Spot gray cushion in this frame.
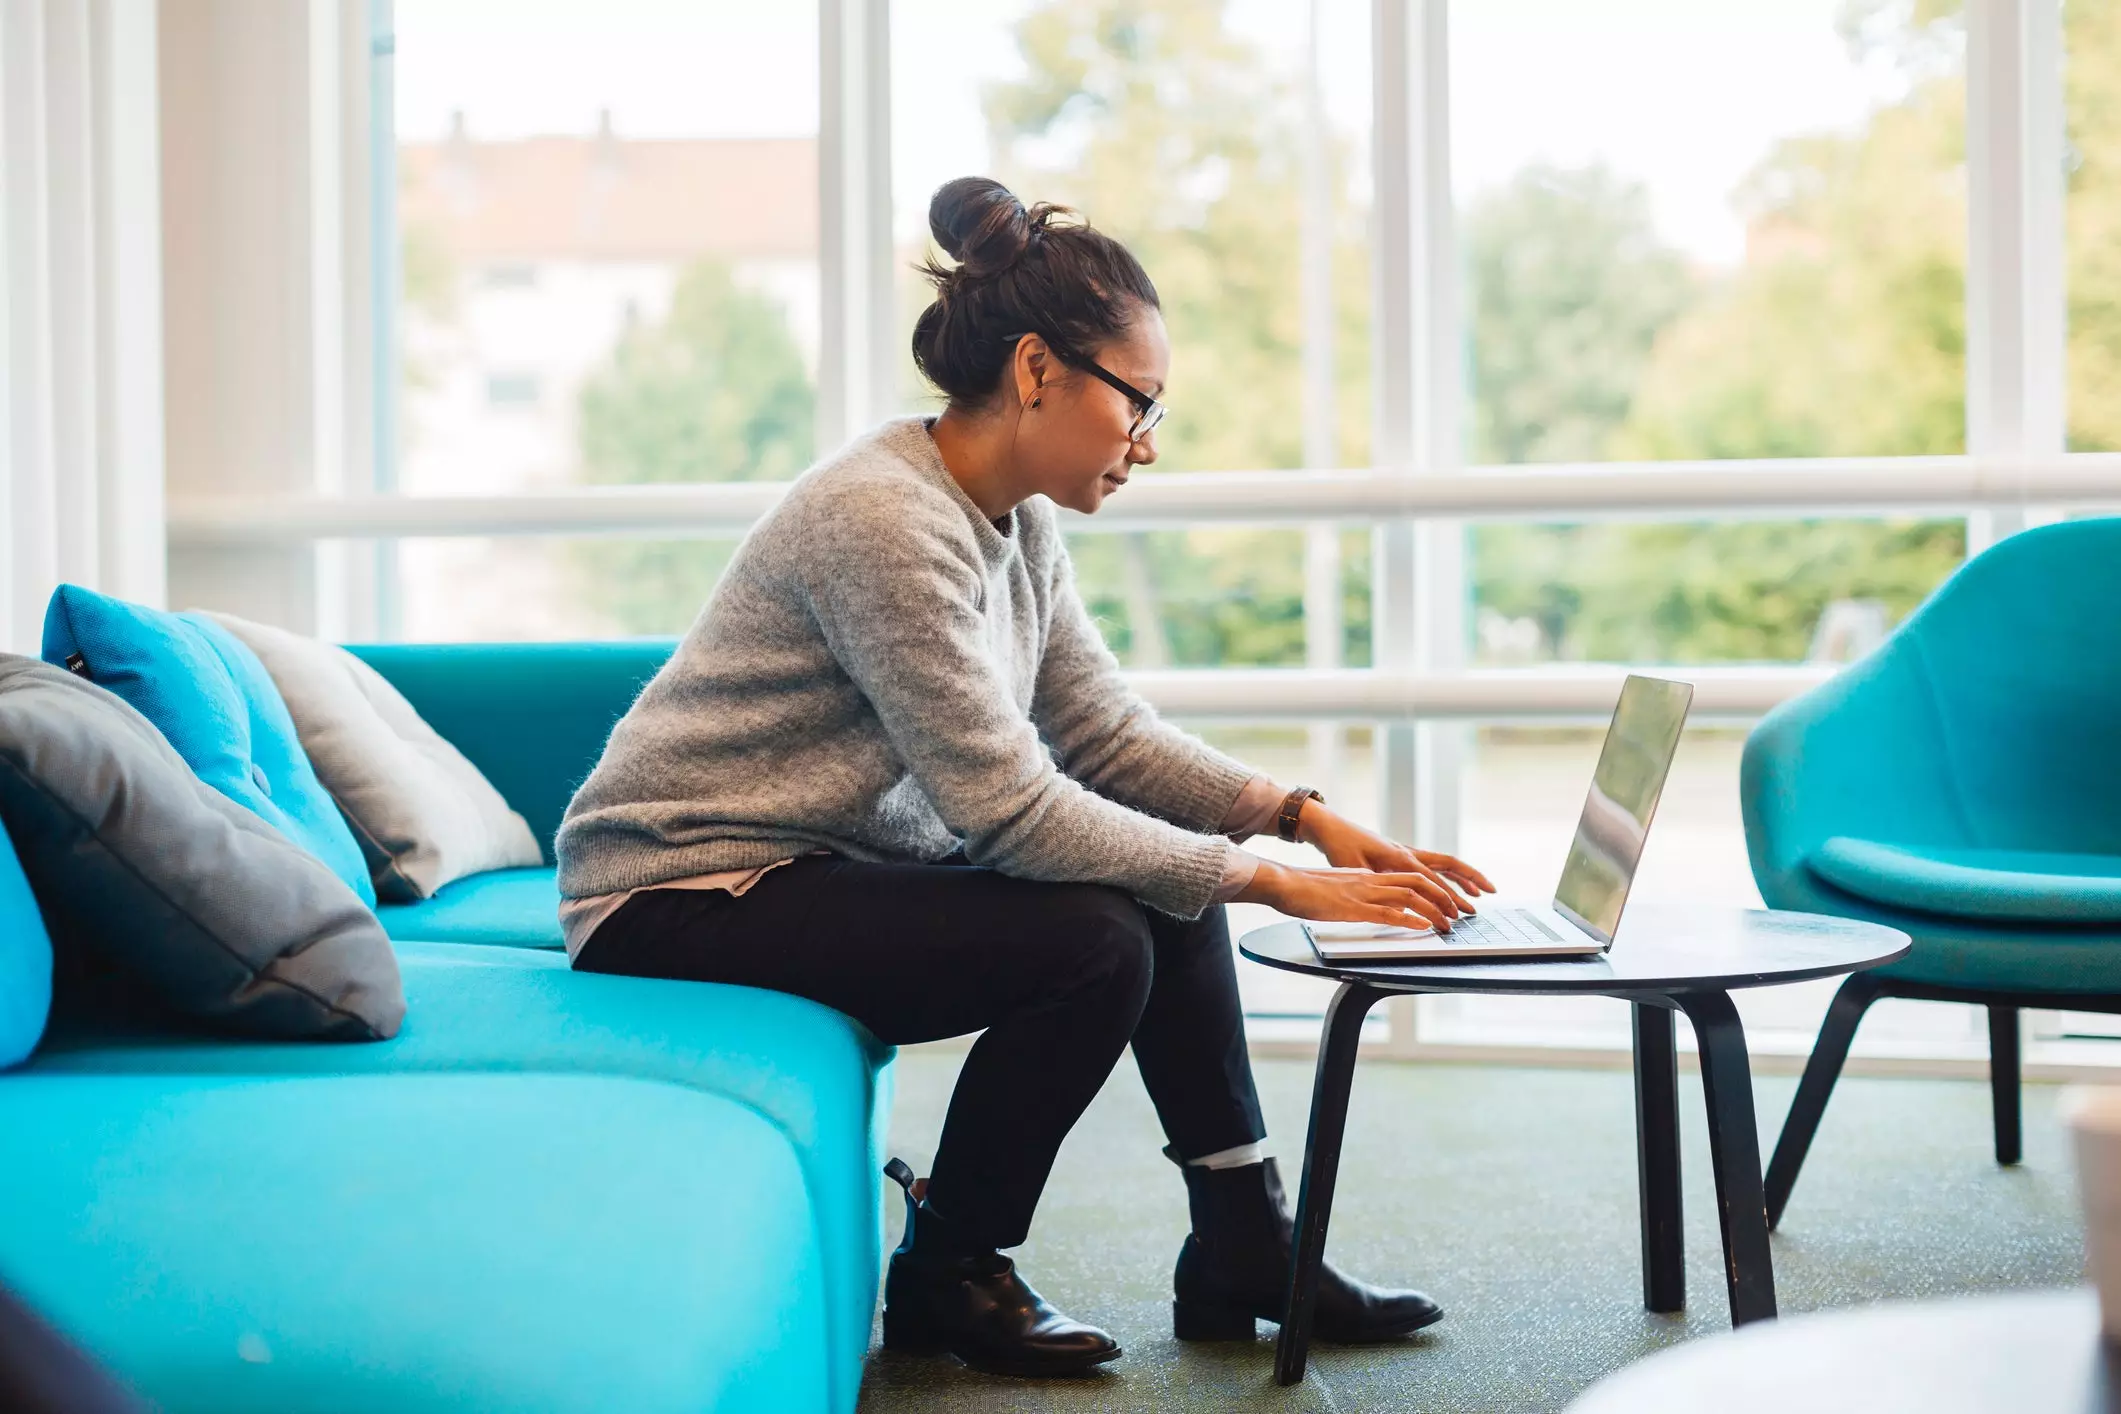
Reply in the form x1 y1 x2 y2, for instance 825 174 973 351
0 655 403 1041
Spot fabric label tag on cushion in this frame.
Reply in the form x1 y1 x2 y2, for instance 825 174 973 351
0 654 403 1041
205 613 541 902
40 585 378 909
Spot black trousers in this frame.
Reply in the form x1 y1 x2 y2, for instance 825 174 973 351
573 851 1268 1250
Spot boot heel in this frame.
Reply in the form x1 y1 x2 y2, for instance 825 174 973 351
1172 1299 1259 1342
881 1302 948 1354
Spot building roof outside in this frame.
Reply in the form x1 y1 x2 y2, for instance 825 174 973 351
400 117 818 265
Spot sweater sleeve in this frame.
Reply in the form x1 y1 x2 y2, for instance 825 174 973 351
793 489 1237 919
1221 774 1286 841
1029 541 1257 832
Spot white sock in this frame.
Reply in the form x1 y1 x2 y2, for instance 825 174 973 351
1187 1141 1266 1170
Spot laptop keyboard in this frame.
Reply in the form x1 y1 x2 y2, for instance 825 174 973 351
1437 909 1566 946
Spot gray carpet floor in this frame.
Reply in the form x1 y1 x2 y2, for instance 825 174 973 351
856 1048 2084 1413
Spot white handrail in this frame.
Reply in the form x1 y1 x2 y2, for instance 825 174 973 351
1125 664 1832 721
165 454 2121 546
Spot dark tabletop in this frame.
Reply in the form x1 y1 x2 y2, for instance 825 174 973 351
1566 1289 2112 1414
1238 904 1909 997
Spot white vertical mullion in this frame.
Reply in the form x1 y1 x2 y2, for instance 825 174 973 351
1371 0 1464 837
3 0 58 655
1371 0 1419 845
1370 0 1416 1054
817 0 895 453
1300 0 1342 790
1300 0 1339 474
860 0 895 421
1966 0 2065 551
306 0 344 500
1374 0 1464 1056
330 0 374 639
1965 0 2024 552
1409 0 1464 855
46 0 99 592
2020 0 2071 1054
369 0 399 636
2020 0 2065 461
306 0 355 640
0 4 8 648
0 3 14 651
91 0 166 608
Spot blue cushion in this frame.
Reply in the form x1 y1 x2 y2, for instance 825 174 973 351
1810 837 2121 923
42 587 374 908
29 942 893 1413
0 1071 826 1414
0 819 51 1069
377 867 562 949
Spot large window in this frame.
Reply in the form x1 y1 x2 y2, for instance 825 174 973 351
1455 0 1969 668
342 1 2103 1063
390 0 819 640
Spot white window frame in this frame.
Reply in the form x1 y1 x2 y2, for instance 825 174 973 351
166 0 2121 1077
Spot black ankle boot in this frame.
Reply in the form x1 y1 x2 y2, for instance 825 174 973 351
879 1160 1121 1378
1170 1152 1443 1344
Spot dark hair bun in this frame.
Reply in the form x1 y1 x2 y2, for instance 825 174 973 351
911 175 1160 406
928 176 1033 277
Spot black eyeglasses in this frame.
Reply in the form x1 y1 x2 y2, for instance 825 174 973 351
1011 334 1168 443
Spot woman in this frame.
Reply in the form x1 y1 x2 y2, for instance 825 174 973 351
557 176 1495 1378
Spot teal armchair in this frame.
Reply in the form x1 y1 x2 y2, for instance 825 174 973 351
1742 518 2121 1225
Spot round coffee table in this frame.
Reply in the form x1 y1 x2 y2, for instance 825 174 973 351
1566 1288 2109 1413
1239 904 1910 1386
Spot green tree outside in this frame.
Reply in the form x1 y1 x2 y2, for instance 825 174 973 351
1463 164 1694 467
567 261 815 635
1468 0 1971 663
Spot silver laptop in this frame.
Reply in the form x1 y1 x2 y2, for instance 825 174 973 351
1304 674 1694 963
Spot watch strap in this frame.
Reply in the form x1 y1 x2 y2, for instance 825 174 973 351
1276 786 1324 843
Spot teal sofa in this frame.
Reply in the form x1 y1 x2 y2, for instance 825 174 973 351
0 641 894 1413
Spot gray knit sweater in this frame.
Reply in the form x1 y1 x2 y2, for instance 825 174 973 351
554 416 1257 919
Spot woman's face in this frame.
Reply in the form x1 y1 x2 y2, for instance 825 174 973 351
1013 306 1168 515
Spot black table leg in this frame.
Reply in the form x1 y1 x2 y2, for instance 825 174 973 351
1274 979 1384 1387
1632 1001 1685 1314
1989 1006 2022 1166
1676 989 1777 1326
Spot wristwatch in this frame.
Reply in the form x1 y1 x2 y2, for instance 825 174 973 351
1276 785 1324 843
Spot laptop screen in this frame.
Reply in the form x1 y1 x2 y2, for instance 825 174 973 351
1552 675 1694 944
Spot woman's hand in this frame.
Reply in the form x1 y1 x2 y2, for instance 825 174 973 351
1295 802 1496 913
1236 859 1471 933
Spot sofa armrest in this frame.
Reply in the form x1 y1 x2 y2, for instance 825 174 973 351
344 640 677 858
